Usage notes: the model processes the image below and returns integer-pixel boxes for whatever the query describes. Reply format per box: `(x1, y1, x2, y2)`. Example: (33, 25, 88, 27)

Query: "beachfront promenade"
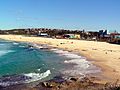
(0, 35, 120, 83)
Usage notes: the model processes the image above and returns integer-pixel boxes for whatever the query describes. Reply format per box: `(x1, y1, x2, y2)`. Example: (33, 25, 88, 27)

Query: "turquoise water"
(0, 39, 101, 86)
(0, 40, 66, 84)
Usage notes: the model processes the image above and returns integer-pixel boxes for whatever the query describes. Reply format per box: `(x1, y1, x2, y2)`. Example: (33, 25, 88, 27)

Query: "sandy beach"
(0, 35, 120, 83)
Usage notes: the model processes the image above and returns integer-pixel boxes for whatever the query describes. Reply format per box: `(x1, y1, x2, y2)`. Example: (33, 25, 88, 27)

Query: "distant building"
(38, 31, 48, 37)
(109, 33, 120, 43)
(99, 30, 108, 37)
(98, 30, 110, 41)
(74, 34, 81, 39)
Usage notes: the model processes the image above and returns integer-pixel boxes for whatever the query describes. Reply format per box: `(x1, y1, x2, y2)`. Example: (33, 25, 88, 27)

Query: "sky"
(0, 0, 120, 32)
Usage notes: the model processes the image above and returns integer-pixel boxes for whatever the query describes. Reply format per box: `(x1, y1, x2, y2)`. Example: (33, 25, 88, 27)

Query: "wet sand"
(0, 35, 120, 84)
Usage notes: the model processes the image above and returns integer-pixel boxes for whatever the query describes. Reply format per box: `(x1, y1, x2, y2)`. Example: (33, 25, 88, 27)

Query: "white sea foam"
(0, 81, 19, 87)
(37, 69, 41, 71)
(13, 42, 19, 45)
(64, 59, 90, 69)
(51, 49, 81, 58)
(33, 44, 43, 49)
(0, 50, 14, 57)
(63, 59, 101, 76)
(0, 70, 51, 87)
(51, 49, 68, 54)
(51, 48, 101, 76)
(24, 70, 51, 83)
(31, 44, 48, 49)
(19, 45, 25, 48)
(62, 53, 82, 59)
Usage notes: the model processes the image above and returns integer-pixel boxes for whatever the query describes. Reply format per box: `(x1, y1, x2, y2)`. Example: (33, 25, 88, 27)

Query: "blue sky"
(0, 0, 120, 32)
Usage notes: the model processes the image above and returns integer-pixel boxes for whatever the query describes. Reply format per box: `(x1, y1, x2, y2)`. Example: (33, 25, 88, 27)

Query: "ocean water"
(0, 39, 101, 87)
(0, 40, 66, 86)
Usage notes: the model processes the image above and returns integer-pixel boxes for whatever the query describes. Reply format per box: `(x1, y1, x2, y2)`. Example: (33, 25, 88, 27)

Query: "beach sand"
(0, 35, 120, 84)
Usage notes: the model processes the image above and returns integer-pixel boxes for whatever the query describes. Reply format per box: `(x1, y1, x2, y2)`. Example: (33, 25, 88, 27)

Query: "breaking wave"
(0, 70, 51, 87)
(24, 70, 51, 83)
(51, 48, 101, 76)
(13, 42, 19, 45)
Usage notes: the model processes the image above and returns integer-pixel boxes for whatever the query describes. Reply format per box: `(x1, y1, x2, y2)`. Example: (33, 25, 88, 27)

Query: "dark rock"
(69, 77, 78, 82)
(41, 82, 54, 88)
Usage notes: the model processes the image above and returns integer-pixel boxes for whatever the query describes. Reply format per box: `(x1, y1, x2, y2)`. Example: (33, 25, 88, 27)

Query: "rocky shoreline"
(1, 76, 120, 90)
